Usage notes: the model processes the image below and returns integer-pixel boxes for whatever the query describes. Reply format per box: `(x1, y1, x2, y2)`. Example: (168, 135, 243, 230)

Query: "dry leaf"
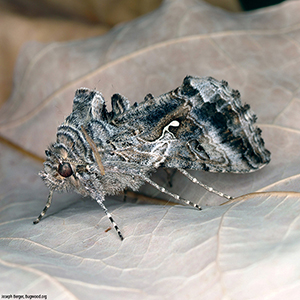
(0, 0, 163, 25)
(1, 0, 300, 299)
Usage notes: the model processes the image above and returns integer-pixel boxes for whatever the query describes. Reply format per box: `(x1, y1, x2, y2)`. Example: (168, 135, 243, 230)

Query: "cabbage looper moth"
(34, 76, 271, 240)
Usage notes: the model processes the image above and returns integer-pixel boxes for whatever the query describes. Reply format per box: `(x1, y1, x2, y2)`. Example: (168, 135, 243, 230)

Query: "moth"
(35, 76, 271, 240)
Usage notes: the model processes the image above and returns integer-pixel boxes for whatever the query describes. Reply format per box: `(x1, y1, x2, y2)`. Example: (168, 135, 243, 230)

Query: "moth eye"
(58, 162, 73, 177)
(45, 150, 51, 157)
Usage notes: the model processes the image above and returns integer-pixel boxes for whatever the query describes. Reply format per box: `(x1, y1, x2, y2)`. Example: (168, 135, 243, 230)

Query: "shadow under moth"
(35, 76, 271, 240)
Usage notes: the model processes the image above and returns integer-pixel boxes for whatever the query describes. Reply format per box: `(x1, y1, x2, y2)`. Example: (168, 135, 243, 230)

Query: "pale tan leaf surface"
(1, 0, 300, 299)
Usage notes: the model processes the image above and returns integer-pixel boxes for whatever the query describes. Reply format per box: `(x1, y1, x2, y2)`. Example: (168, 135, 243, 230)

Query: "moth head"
(39, 146, 79, 193)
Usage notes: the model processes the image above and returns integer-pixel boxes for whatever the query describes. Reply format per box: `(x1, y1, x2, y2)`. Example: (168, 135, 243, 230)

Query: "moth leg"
(96, 198, 124, 241)
(164, 168, 177, 187)
(33, 190, 54, 224)
(123, 188, 128, 202)
(177, 168, 233, 200)
(142, 177, 201, 211)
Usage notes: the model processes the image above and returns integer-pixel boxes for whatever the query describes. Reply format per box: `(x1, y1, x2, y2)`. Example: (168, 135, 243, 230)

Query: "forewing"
(111, 76, 271, 173)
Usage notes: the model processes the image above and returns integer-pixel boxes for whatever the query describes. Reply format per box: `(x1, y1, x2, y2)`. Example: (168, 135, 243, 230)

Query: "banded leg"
(123, 188, 128, 202)
(142, 176, 201, 210)
(96, 198, 124, 241)
(178, 168, 233, 200)
(164, 168, 177, 187)
(33, 190, 54, 224)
